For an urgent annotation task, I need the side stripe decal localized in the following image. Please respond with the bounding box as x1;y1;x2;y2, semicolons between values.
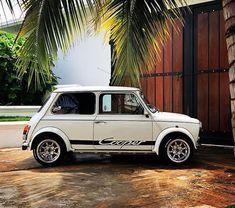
70;140;155;145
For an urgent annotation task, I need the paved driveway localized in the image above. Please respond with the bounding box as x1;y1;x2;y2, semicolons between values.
0;147;234;208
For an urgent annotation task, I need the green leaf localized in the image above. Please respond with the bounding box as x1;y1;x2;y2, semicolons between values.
0;30;57;105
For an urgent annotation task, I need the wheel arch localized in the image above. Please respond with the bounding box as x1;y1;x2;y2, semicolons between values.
30;127;72;152
153;127;197;155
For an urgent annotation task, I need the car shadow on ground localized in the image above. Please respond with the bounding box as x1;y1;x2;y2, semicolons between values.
30;152;226;173
5;146;233;173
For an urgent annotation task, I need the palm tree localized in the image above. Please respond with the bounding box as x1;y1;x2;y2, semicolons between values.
222;0;235;151
13;0;185;88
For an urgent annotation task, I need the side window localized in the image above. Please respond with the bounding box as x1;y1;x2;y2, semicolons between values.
102;94;112;112
99;93;144;114
52;93;95;114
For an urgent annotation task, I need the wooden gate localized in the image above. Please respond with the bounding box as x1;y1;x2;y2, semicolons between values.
141;19;184;114
195;4;232;141
140;1;233;144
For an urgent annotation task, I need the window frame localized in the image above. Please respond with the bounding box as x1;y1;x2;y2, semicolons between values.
50;92;96;115
98;92;145;115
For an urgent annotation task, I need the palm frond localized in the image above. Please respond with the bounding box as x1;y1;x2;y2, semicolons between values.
94;0;187;86
16;0;99;88
4;0;14;12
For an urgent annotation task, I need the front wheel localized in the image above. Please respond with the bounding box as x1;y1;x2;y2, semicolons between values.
162;137;193;164
33;138;65;166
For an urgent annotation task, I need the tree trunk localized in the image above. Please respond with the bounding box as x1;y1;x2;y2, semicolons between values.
222;0;235;153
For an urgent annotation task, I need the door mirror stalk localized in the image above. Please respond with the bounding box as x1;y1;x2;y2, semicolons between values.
144;109;150;118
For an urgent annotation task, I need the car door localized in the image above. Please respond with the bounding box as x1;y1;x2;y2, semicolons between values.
94;92;153;151
41;92;96;150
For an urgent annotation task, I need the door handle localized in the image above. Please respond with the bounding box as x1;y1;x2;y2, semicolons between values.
94;121;106;124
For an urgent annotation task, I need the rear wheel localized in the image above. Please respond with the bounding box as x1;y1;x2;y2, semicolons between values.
33;137;65;166
161;135;193;164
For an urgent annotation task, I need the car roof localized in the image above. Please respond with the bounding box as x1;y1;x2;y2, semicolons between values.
54;86;140;93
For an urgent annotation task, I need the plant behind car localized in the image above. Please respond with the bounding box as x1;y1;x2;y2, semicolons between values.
0;31;57;105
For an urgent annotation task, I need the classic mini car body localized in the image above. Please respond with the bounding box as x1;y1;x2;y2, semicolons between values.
22;86;201;166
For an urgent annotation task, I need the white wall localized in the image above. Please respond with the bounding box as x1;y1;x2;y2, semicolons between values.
53;34;111;86
0;122;27;148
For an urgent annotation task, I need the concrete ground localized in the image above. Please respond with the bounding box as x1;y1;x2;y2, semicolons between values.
0;147;234;208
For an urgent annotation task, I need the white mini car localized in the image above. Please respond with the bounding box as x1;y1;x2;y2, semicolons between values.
22;86;201;166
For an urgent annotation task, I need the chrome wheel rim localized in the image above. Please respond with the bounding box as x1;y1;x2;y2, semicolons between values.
36;139;61;163
167;139;190;163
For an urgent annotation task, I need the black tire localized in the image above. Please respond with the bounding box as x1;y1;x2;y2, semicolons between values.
33;136;66;166
160;134;194;165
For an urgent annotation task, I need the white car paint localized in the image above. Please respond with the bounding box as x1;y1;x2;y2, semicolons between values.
22;86;201;158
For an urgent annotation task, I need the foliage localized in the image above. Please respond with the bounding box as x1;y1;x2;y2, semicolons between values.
15;0;186;87
0;116;31;122
94;0;185;86
0;31;57;105
16;0;98;89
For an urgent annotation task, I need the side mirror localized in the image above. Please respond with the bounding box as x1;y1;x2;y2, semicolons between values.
144;109;149;118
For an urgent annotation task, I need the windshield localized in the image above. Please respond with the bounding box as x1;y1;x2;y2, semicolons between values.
140;92;158;113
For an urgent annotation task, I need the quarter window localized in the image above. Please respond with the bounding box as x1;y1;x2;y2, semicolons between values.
52;93;95;114
99;93;144;114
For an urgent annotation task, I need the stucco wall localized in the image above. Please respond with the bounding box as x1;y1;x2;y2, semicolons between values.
0;122;27;148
